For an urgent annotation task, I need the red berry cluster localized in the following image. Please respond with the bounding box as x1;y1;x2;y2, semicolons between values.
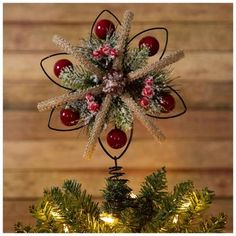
85;93;100;113
139;76;176;113
139;76;154;108
92;44;118;60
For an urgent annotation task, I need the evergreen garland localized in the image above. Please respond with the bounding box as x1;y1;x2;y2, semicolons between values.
14;168;227;233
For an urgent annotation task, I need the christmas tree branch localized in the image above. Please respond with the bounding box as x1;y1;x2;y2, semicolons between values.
15;168;227;233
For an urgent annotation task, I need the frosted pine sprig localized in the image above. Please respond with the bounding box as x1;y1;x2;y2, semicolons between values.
59;65;99;90
124;46;149;73
109;97;133;131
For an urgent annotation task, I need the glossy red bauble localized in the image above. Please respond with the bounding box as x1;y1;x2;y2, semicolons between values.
60;108;80;126
139;36;159;56
54;59;73;77
107;128;127;149
159;94;176;113
95;19;115;39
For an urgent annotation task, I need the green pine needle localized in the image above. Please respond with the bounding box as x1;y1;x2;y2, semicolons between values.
15;168;227;233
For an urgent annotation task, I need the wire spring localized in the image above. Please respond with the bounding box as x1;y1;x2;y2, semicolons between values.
108;158;127;182
108;165;125;180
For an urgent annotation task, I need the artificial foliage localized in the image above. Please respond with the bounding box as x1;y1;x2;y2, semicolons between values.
37;10;184;159
14;168;227;233
15;10;227;233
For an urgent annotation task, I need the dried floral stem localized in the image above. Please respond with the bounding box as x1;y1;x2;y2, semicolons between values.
53;35;103;77
128;50;184;81
83;94;112;159
113;11;134;70
37;85;103;112
121;93;165;141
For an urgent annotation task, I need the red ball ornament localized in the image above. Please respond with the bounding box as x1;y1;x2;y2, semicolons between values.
107;128;127;149
54;59;73;78
139;36;159;56
60;108;80;126
159;94;176;113
95;19;115;39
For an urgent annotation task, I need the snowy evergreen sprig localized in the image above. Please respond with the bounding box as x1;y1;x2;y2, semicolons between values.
124;46;149;73
15;168;227;233
109;97;133;131
77;32;118;70
59;65;99;90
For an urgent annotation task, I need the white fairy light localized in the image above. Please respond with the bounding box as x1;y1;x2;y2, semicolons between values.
129;192;137;199
181;200;191;209
50;210;61;218
100;212;118;225
173;214;179;224
63;224;69;233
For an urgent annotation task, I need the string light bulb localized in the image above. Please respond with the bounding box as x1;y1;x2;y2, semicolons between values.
63;224;69;233
172;214;179;224
50;210;61;218
100;212;118;225
180;200;191;209
129;192;137;199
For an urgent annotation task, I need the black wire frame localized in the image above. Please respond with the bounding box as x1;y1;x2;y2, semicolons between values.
98;127;133;160
127;27;169;60
40;52;73;91
48;107;87;132
89;9;122;42
146;86;187;119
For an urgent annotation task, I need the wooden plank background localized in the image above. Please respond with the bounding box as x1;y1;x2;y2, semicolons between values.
3;3;233;232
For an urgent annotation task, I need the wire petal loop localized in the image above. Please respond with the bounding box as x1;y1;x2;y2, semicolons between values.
147;86;187;119
98;127;133;160
40;52;73;91
128;27;169;60
48;108;86;132
90;9;121;42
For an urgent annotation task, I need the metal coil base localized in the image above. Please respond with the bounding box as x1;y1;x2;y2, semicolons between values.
108;159;127;182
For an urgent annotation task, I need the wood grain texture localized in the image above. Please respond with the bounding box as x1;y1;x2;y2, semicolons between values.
3;51;233;110
4;169;232;198
3;23;232;52
3;3;233;232
3;3;233;23
4;52;233;82
4;79;233;110
4;140;232;169
3;198;233;233
3;110;232;140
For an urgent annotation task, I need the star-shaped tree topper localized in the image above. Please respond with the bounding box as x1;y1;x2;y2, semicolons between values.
37;10;185;159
